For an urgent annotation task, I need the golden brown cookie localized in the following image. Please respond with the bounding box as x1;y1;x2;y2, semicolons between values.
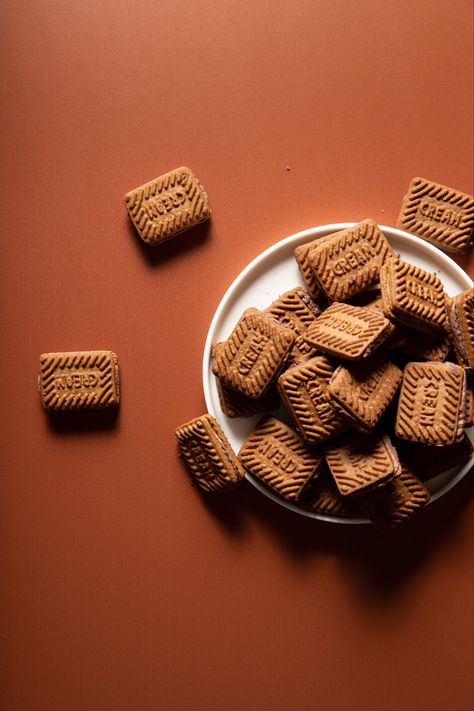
327;354;402;432
307;219;394;301
304;302;392;360
175;414;245;493
264;287;321;360
380;258;448;334
125;166;210;245
277;356;348;444
395;361;466;445
397;177;474;253
238;416;322;501
39;351;120;410
211;308;295;399
324;430;400;496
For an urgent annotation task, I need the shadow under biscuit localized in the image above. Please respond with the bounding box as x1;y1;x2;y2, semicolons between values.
126;217;211;268
46;406;120;435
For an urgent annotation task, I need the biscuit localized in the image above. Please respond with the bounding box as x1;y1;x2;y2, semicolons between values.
211;308;295;399
277;356;348;443
304;302;392;360
39;351;120;410
357;464;430;526
397;177;474;253
124;166;210;245
215;376;280;418
238;416;322;501
324;430;400;496
449;289;474;368
395;432;473;480
175;414;245;493
380;259;448;334
265;287;321;360
301;469;364;518
395;361;466;446
327;354;402;432
307;219;394;301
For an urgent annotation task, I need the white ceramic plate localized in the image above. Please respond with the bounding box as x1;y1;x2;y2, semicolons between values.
202;224;473;524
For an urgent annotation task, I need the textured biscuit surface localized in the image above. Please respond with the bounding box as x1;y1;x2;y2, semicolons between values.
277;356;348;443
357;464;430;526
215;377;280;418
125;166;210;245
308;219;393;301
397;177;474;253
327;355;402;432
175;414;245;493
39;351;120;410
304;302;391;360
380;259;447;334
324;431;399;496
265;287;321;360
449;288;474;368
395;362;466;445
238;416;322;501
211;308;295;398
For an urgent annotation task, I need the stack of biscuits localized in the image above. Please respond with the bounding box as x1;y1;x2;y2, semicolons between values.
176;217;474;525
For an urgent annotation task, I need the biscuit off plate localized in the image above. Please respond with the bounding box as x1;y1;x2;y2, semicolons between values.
202;223;474;524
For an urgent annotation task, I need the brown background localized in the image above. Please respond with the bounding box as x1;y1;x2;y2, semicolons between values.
0;1;473;710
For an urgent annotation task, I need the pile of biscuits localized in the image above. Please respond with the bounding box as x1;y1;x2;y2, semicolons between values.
34;166;473;526
177;206;474;526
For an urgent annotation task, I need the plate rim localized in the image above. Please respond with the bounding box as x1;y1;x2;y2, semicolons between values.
202;222;474;525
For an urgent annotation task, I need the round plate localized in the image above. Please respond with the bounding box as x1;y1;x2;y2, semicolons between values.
202;224;474;524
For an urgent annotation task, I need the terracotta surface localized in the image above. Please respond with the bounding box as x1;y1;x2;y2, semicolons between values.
0;2;473;710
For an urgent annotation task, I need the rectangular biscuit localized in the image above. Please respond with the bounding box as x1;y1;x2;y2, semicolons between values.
238;416;322;501
449;288;474;368
395;361;466;446
324;430;400;496
396;177;474;253
39;351;120;410
211;308;295;399
307;219;394;301
277;356;348;444
357;464;430;526
175;414;245;493
265;287;321;360
327;354;402;432
304;302;392;360
380;258;448;334
124;166;210;245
